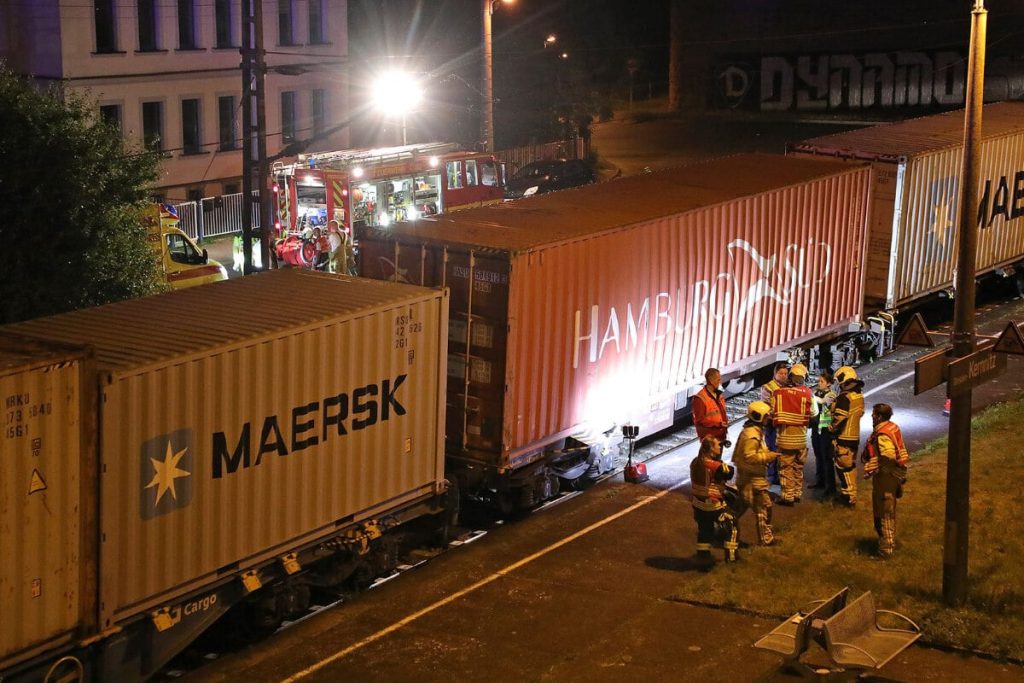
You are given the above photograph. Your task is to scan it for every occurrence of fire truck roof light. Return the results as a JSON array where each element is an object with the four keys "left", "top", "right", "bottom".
[{"left": 353, "top": 167, "right": 364, "bottom": 178}]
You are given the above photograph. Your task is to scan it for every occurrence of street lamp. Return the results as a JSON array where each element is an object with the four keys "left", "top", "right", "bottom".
[
  {"left": 544, "top": 33, "right": 557, "bottom": 48},
  {"left": 482, "top": 0, "right": 514, "bottom": 153},
  {"left": 372, "top": 70, "right": 423, "bottom": 146}
]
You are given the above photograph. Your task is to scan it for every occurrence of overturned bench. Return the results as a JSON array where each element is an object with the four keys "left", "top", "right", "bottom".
[{"left": 754, "top": 587, "right": 921, "bottom": 674}]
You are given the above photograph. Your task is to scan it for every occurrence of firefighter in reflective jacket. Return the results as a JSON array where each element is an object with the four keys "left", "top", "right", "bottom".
[
  {"left": 693, "top": 367, "right": 729, "bottom": 444},
  {"left": 862, "top": 403, "right": 909, "bottom": 557},
  {"left": 771, "top": 363, "right": 816, "bottom": 505},
  {"left": 690, "top": 436, "right": 738, "bottom": 563},
  {"left": 830, "top": 366, "right": 865, "bottom": 507},
  {"left": 760, "top": 363, "right": 789, "bottom": 486},
  {"left": 731, "top": 401, "right": 780, "bottom": 546}
]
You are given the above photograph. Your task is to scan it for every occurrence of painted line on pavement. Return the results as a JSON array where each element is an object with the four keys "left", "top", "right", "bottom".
[
  {"left": 864, "top": 370, "right": 914, "bottom": 398},
  {"left": 280, "top": 480, "right": 685, "bottom": 682}
]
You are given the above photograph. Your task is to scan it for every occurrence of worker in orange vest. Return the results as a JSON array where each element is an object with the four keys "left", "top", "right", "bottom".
[
  {"left": 692, "top": 367, "right": 730, "bottom": 445},
  {"left": 862, "top": 403, "right": 910, "bottom": 557}
]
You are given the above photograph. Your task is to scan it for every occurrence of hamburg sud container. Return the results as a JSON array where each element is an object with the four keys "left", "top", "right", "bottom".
[
  {"left": 2, "top": 270, "right": 447, "bottom": 678},
  {"left": 0, "top": 337, "right": 94, "bottom": 673},
  {"left": 790, "top": 101, "right": 1024, "bottom": 310},
  {"left": 359, "top": 154, "right": 871, "bottom": 492}
]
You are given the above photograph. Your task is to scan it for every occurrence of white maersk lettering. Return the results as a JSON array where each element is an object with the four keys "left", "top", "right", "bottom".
[{"left": 573, "top": 238, "right": 832, "bottom": 368}]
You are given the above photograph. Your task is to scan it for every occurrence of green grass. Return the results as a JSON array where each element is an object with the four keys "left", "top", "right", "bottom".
[{"left": 671, "top": 397, "right": 1024, "bottom": 660}]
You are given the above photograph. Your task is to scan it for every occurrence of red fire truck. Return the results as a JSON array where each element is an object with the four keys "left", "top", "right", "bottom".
[{"left": 272, "top": 142, "right": 505, "bottom": 243}]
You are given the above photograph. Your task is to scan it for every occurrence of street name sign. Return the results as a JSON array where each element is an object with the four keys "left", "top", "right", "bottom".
[
  {"left": 914, "top": 346, "right": 950, "bottom": 395},
  {"left": 946, "top": 346, "right": 1007, "bottom": 397}
]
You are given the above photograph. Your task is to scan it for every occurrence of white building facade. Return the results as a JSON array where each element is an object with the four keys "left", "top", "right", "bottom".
[{"left": 1, "top": 1, "right": 349, "bottom": 201}]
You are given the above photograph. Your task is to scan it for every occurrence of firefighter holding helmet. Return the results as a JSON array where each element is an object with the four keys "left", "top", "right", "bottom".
[
  {"left": 730, "top": 401, "right": 780, "bottom": 546},
  {"left": 689, "top": 436, "right": 738, "bottom": 564},
  {"left": 862, "top": 403, "right": 909, "bottom": 557},
  {"left": 830, "top": 366, "right": 865, "bottom": 507},
  {"left": 771, "top": 363, "right": 816, "bottom": 505}
]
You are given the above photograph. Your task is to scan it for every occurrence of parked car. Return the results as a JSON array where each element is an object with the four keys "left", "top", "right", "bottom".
[{"left": 504, "top": 159, "right": 596, "bottom": 199}]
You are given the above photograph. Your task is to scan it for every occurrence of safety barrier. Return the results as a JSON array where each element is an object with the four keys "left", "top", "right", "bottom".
[{"left": 174, "top": 191, "right": 261, "bottom": 241}]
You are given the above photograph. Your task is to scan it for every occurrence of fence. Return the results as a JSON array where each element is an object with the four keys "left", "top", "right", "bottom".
[
  {"left": 495, "top": 137, "right": 588, "bottom": 175},
  {"left": 174, "top": 191, "right": 260, "bottom": 241}
]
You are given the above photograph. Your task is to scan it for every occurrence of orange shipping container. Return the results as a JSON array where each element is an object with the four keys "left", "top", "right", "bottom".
[{"left": 359, "top": 154, "right": 871, "bottom": 473}]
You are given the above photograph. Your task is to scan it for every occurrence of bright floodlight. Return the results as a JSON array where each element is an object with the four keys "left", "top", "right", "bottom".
[{"left": 372, "top": 70, "right": 423, "bottom": 115}]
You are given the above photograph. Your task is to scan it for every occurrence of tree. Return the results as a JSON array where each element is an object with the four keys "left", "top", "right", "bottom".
[{"left": 0, "top": 66, "right": 164, "bottom": 324}]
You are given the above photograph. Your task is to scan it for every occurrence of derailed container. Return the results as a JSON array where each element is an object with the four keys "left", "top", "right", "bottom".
[
  {"left": 790, "top": 101, "right": 1024, "bottom": 310},
  {"left": 0, "top": 337, "right": 95, "bottom": 671},
  {"left": 359, "top": 154, "right": 870, "bottom": 481},
  {"left": 6, "top": 270, "right": 447, "bottom": 631}
]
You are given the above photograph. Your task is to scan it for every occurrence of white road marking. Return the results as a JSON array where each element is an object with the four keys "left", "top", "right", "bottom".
[
  {"left": 864, "top": 370, "right": 914, "bottom": 398},
  {"left": 280, "top": 481, "right": 685, "bottom": 682}
]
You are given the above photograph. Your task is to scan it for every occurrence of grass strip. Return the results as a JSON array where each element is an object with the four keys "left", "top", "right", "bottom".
[{"left": 670, "top": 397, "right": 1024, "bottom": 660}]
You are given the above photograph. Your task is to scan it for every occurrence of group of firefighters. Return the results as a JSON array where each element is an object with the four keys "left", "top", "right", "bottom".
[{"left": 689, "top": 362, "right": 910, "bottom": 565}]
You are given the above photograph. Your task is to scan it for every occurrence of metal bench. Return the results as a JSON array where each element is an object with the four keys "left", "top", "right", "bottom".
[
  {"left": 820, "top": 591, "right": 922, "bottom": 670},
  {"left": 754, "top": 587, "right": 850, "bottom": 664}
]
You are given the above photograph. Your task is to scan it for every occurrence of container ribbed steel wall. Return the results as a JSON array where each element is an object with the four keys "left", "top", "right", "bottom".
[
  {"left": 0, "top": 340, "right": 91, "bottom": 669},
  {"left": 6, "top": 271, "right": 448, "bottom": 628},
  {"left": 791, "top": 101, "right": 1024, "bottom": 309},
  {"left": 360, "top": 154, "right": 871, "bottom": 470}
]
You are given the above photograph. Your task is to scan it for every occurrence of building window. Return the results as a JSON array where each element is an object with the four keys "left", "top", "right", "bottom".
[
  {"left": 178, "top": 1, "right": 197, "bottom": 49},
  {"left": 224, "top": 182, "right": 240, "bottom": 195},
  {"left": 308, "top": 0, "right": 326, "bottom": 44},
  {"left": 94, "top": 1, "right": 117, "bottom": 53},
  {"left": 278, "top": 0, "right": 295, "bottom": 45},
  {"left": 186, "top": 187, "right": 203, "bottom": 203},
  {"left": 138, "top": 0, "right": 158, "bottom": 51},
  {"left": 215, "top": 0, "right": 233, "bottom": 48},
  {"left": 182, "top": 99, "right": 201, "bottom": 155},
  {"left": 99, "top": 104, "right": 122, "bottom": 130},
  {"left": 142, "top": 101, "right": 163, "bottom": 151},
  {"left": 311, "top": 89, "right": 326, "bottom": 137},
  {"left": 281, "top": 91, "right": 297, "bottom": 143},
  {"left": 218, "top": 96, "right": 237, "bottom": 151}
]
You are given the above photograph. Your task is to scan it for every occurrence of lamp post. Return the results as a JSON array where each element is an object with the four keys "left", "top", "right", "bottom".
[
  {"left": 482, "top": 0, "right": 514, "bottom": 153},
  {"left": 373, "top": 70, "right": 423, "bottom": 146}
]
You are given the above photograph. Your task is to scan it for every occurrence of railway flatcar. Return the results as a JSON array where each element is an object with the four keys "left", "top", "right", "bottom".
[
  {"left": 359, "top": 154, "right": 872, "bottom": 510},
  {"left": 0, "top": 270, "right": 449, "bottom": 682},
  {"left": 790, "top": 101, "right": 1024, "bottom": 312}
]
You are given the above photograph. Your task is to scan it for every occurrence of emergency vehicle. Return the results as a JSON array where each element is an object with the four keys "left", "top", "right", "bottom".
[
  {"left": 144, "top": 204, "right": 229, "bottom": 289},
  {"left": 271, "top": 142, "right": 505, "bottom": 242}
]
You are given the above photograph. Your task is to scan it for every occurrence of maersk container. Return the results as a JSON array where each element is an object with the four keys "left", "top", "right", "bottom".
[
  {"left": 790, "top": 101, "right": 1024, "bottom": 310},
  {"left": 0, "top": 337, "right": 95, "bottom": 672},
  {"left": 5, "top": 270, "right": 448, "bottom": 636},
  {"left": 359, "top": 154, "right": 871, "bottom": 481}
]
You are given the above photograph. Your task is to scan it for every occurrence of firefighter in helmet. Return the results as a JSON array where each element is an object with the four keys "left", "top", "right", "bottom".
[
  {"left": 693, "top": 367, "right": 729, "bottom": 445},
  {"left": 771, "top": 363, "right": 816, "bottom": 505},
  {"left": 760, "top": 362, "right": 788, "bottom": 485},
  {"left": 830, "top": 366, "right": 865, "bottom": 507},
  {"left": 690, "top": 436, "right": 738, "bottom": 564},
  {"left": 730, "top": 401, "right": 780, "bottom": 546},
  {"left": 862, "top": 403, "right": 909, "bottom": 557}
]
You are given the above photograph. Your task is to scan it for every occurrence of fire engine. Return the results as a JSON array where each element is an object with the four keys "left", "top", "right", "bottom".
[{"left": 271, "top": 142, "right": 505, "bottom": 246}]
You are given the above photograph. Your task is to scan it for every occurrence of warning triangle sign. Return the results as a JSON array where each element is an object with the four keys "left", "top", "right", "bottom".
[
  {"left": 897, "top": 312, "right": 935, "bottom": 347},
  {"left": 29, "top": 469, "right": 47, "bottom": 494},
  {"left": 994, "top": 321, "right": 1024, "bottom": 356}
]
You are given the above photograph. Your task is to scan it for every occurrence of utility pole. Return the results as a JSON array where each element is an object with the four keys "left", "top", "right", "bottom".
[
  {"left": 240, "top": 0, "right": 255, "bottom": 275},
  {"left": 253, "top": 0, "right": 272, "bottom": 270},
  {"left": 481, "top": 0, "right": 495, "bottom": 152},
  {"left": 943, "top": 0, "right": 987, "bottom": 607}
]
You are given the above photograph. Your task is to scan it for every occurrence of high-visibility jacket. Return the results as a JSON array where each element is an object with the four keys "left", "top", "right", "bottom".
[
  {"left": 831, "top": 382, "right": 865, "bottom": 448},
  {"left": 690, "top": 455, "right": 734, "bottom": 511},
  {"left": 864, "top": 420, "right": 910, "bottom": 475},
  {"left": 812, "top": 388, "right": 836, "bottom": 430},
  {"left": 693, "top": 386, "right": 728, "bottom": 441},
  {"left": 732, "top": 423, "right": 775, "bottom": 489},
  {"left": 772, "top": 385, "right": 813, "bottom": 426},
  {"left": 760, "top": 379, "right": 782, "bottom": 404}
]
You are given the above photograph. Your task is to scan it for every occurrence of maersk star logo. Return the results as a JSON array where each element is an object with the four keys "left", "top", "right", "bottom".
[
  {"left": 928, "top": 176, "right": 958, "bottom": 253},
  {"left": 140, "top": 429, "right": 193, "bottom": 519}
]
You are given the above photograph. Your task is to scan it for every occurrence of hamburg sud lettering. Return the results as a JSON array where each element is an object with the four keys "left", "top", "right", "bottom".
[
  {"left": 212, "top": 375, "right": 408, "bottom": 479},
  {"left": 573, "top": 238, "right": 832, "bottom": 369}
]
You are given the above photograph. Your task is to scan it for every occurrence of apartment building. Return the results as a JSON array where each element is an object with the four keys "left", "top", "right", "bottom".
[{"left": 1, "top": 1, "right": 349, "bottom": 201}]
